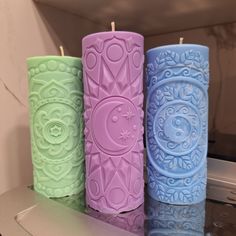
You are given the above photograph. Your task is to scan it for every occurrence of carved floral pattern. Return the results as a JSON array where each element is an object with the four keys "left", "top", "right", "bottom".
[
  {"left": 146, "top": 49, "right": 209, "bottom": 204},
  {"left": 28, "top": 59, "right": 84, "bottom": 198},
  {"left": 146, "top": 49, "right": 209, "bottom": 87}
]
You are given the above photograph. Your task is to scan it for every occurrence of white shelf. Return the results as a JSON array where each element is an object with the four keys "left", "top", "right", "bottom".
[{"left": 35, "top": 0, "right": 236, "bottom": 36}]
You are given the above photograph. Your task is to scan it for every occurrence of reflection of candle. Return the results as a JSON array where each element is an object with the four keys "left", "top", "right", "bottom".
[
  {"left": 82, "top": 23, "right": 144, "bottom": 213},
  {"left": 53, "top": 190, "right": 85, "bottom": 212},
  {"left": 146, "top": 43, "right": 209, "bottom": 204},
  {"left": 146, "top": 195, "right": 205, "bottom": 235},
  {"left": 27, "top": 53, "right": 84, "bottom": 198},
  {"left": 87, "top": 203, "right": 144, "bottom": 235}
]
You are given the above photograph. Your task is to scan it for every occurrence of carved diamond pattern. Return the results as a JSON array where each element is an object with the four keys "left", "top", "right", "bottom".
[{"left": 83, "top": 35, "right": 144, "bottom": 213}]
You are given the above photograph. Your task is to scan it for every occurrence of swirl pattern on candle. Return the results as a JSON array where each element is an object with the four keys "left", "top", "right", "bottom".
[
  {"left": 147, "top": 79, "right": 207, "bottom": 177},
  {"left": 28, "top": 59, "right": 84, "bottom": 198},
  {"left": 83, "top": 33, "right": 144, "bottom": 213},
  {"left": 147, "top": 162, "right": 207, "bottom": 203},
  {"left": 146, "top": 48, "right": 209, "bottom": 204},
  {"left": 146, "top": 49, "right": 209, "bottom": 87}
]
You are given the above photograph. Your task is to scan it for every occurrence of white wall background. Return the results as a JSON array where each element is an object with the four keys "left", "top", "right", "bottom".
[{"left": 0, "top": 0, "right": 105, "bottom": 195}]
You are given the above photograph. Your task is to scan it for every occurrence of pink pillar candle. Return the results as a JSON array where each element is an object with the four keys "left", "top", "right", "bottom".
[{"left": 82, "top": 31, "right": 144, "bottom": 213}]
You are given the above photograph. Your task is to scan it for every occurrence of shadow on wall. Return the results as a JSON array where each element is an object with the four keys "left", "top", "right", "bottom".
[
  {"left": 5, "top": 123, "right": 32, "bottom": 189},
  {"left": 208, "top": 23, "right": 236, "bottom": 49},
  {"left": 207, "top": 23, "right": 236, "bottom": 135},
  {"left": 32, "top": 2, "right": 106, "bottom": 57}
]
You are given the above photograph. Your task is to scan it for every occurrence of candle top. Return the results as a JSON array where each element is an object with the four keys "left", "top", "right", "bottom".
[
  {"left": 27, "top": 55, "right": 81, "bottom": 62},
  {"left": 82, "top": 31, "right": 143, "bottom": 43},
  {"left": 27, "top": 55, "right": 82, "bottom": 71},
  {"left": 146, "top": 43, "right": 209, "bottom": 55}
]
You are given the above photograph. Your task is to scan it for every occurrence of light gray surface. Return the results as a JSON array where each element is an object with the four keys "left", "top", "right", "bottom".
[
  {"left": 1, "top": 158, "right": 236, "bottom": 235},
  {"left": 0, "top": 187, "right": 136, "bottom": 236},
  {"left": 207, "top": 158, "right": 236, "bottom": 204}
]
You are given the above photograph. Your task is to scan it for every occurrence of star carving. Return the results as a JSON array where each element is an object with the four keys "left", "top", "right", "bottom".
[
  {"left": 119, "top": 129, "right": 131, "bottom": 142},
  {"left": 122, "top": 107, "right": 135, "bottom": 121},
  {"left": 50, "top": 125, "right": 62, "bottom": 137}
]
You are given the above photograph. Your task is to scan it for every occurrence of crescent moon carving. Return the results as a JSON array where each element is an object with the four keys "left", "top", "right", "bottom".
[{"left": 92, "top": 100, "right": 127, "bottom": 156}]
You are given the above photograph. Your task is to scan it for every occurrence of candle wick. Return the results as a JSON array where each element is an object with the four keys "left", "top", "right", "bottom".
[
  {"left": 179, "top": 37, "right": 184, "bottom": 44},
  {"left": 59, "top": 45, "right": 65, "bottom": 56},
  {"left": 111, "top": 21, "right": 115, "bottom": 32}
]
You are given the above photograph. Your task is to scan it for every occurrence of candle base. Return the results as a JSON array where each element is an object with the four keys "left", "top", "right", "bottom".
[
  {"left": 87, "top": 195, "right": 144, "bottom": 214},
  {"left": 147, "top": 162, "right": 207, "bottom": 205}
]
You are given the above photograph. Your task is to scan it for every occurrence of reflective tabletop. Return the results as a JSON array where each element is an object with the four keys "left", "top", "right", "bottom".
[{"left": 52, "top": 186, "right": 236, "bottom": 236}]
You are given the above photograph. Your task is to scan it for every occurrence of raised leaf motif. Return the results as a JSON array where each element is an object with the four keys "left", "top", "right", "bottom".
[
  {"left": 178, "top": 156, "right": 192, "bottom": 170},
  {"left": 147, "top": 47, "right": 208, "bottom": 204}
]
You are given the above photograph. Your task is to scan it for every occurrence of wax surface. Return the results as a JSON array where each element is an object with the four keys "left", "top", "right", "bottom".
[
  {"left": 27, "top": 56, "right": 84, "bottom": 198},
  {"left": 146, "top": 195, "right": 205, "bottom": 235},
  {"left": 146, "top": 44, "right": 209, "bottom": 204},
  {"left": 83, "top": 31, "right": 144, "bottom": 213}
]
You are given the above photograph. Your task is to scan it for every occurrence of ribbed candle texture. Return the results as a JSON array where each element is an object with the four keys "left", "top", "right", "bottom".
[
  {"left": 27, "top": 56, "right": 84, "bottom": 198},
  {"left": 146, "top": 44, "right": 209, "bottom": 204},
  {"left": 82, "top": 31, "right": 144, "bottom": 213}
]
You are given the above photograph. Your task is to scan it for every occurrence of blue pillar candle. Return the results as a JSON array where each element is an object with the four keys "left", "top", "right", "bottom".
[{"left": 146, "top": 44, "right": 209, "bottom": 204}]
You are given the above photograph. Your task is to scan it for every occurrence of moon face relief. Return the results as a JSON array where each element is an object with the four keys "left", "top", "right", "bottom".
[{"left": 92, "top": 97, "right": 139, "bottom": 156}]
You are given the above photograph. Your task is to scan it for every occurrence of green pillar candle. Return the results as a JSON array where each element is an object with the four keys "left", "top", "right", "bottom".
[{"left": 27, "top": 56, "right": 84, "bottom": 198}]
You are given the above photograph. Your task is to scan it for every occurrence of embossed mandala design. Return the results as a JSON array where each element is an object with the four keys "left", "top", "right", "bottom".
[
  {"left": 154, "top": 101, "right": 201, "bottom": 155},
  {"left": 146, "top": 49, "right": 209, "bottom": 204},
  {"left": 147, "top": 78, "right": 207, "bottom": 177},
  {"left": 83, "top": 34, "right": 144, "bottom": 213},
  {"left": 28, "top": 59, "right": 84, "bottom": 198},
  {"left": 33, "top": 102, "right": 78, "bottom": 161}
]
